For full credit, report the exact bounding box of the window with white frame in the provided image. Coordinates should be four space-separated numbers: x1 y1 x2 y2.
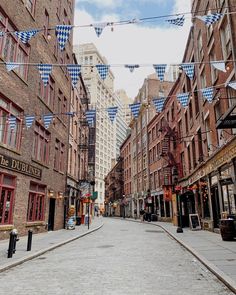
0 10 29 80
0 95 23 150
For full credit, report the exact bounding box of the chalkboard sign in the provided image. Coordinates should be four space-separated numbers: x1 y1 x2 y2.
189 214 201 230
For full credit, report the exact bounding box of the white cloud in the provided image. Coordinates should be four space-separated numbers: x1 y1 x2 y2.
73 0 191 98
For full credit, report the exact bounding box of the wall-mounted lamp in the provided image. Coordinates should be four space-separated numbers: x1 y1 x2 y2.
48 189 54 198
57 192 64 200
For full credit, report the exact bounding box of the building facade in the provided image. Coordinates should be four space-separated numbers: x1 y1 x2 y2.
0 0 74 239
130 75 174 217
74 43 128 210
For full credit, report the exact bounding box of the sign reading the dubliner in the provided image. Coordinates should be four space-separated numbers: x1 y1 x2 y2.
0 153 42 179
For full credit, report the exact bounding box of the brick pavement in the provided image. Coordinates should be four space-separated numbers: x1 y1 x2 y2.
122 217 236 293
0 216 103 273
0 218 233 295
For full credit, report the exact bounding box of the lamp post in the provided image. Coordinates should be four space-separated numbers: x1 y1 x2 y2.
176 187 183 233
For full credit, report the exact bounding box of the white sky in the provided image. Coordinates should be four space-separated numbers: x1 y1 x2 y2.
73 0 192 99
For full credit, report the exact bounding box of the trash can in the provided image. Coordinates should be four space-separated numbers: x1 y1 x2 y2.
220 219 235 241
151 214 158 222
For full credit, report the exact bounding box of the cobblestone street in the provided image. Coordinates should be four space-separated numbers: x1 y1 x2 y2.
0 219 233 295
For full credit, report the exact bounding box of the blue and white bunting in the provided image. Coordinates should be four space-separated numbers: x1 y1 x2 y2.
96 64 110 80
153 98 165 113
181 63 195 80
93 23 107 37
166 15 185 26
153 64 167 81
107 107 118 123
38 64 52 86
25 115 35 129
0 31 4 37
177 93 189 107
211 61 226 72
56 25 72 51
67 64 81 88
228 81 236 90
85 110 96 127
15 29 38 44
8 116 16 130
125 64 140 73
6 62 19 72
201 87 214 102
196 13 223 26
129 103 141 119
43 114 53 129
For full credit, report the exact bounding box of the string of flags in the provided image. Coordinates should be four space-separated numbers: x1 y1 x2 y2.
3 58 235 89
0 12 229 43
3 77 236 130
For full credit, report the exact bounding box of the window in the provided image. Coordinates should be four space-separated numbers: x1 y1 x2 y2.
193 90 199 116
185 112 188 133
220 20 232 59
0 11 29 80
200 68 206 90
27 182 45 222
33 123 50 164
39 75 55 109
205 117 212 152
187 145 192 172
0 95 23 150
197 32 204 61
26 0 36 15
178 120 183 141
210 49 218 83
54 139 65 172
43 10 49 38
0 174 15 225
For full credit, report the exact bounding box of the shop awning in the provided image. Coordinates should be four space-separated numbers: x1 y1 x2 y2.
216 104 236 129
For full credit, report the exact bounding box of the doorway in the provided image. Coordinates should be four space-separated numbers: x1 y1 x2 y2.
211 186 220 228
180 192 195 227
48 198 55 231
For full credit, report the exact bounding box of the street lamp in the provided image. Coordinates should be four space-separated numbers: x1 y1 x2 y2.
175 186 183 233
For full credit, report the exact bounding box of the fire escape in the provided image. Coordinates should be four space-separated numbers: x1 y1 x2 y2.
159 119 182 187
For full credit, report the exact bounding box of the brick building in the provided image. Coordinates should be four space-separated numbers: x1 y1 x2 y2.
120 133 132 216
146 0 236 230
0 0 74 239
130 74 174 217
104 158 124 217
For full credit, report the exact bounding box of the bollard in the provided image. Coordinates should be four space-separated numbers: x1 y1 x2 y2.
12 229 19 254
27 229 33 251
7 231 15 258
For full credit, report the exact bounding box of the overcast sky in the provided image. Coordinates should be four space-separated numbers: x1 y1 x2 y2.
73 0 192 99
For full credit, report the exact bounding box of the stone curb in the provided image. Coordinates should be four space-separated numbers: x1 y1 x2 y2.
119 218 236 294
0 223 103 273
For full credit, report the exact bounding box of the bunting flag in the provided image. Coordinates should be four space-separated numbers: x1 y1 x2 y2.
43 114 53 129
153 64 167 81
8 116 16 130
177 93 189 107
93 23 107 37
153 98 165 113
38 64 52 86
56 25 72 51
181 63 195 80
124 64 140 73
201 87 214 102
107 107 118 123
0 31 4 37
228 81 236 90
15 29 38 44
196 13 223 26
67 64 81 88
25 115 35 129
85 110 96 126
211 61 226 72
6 62 19 72
96 64 110 80
166 15 185 26
129 102 141 119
